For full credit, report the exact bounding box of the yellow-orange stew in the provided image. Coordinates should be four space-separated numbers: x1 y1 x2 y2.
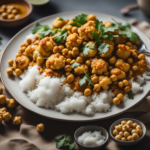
6 14 149 105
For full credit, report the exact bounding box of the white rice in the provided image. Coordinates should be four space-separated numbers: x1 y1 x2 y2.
19 65 147 115
77 131 105 147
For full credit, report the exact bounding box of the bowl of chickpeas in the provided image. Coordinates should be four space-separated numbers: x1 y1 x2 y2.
0 0 32 27
109 118 146 146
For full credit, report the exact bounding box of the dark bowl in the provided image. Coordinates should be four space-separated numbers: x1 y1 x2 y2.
74 125 109 150
109 118 146 146
0 0 32 27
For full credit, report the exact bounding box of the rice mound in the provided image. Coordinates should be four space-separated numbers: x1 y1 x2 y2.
19 65 146 115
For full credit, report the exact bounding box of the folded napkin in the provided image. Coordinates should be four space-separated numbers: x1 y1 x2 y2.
0 21 150 150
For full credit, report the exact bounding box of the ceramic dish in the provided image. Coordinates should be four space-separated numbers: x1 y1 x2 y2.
74 125 109 150
0 0 32 27
0 11 150 122
109 118 146 146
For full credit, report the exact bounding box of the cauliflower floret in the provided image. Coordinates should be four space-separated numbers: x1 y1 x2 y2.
74 65 88 75
100 39 114 58
115 59 130 72
91 58 107 75
78 21 97 41
110 68 126 80
46 53 65 70
99 76 112 90
65 33 83 49
37 37 56 57
14 56 30 70
130 49 139 58
138 59 147 67
116 44 131 60
86 41 97 57
52 17 69 28
24 45 37 58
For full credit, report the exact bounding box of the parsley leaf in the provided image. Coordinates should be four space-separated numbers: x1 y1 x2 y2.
32 23 49 34
54 29 68 43
71 62 80 68
98 43 109 55
128 90 134 99
58 17 64 21
95 20 103 31
79 71 94 86
55 134 75 150
80 43 96 57
104 23 118 32
71 13 87 27
112 18 139 42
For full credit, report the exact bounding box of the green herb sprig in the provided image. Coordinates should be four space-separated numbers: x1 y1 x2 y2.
79 71 94 86
112 18 139 42
54 29 68 43
58 17 64 21
71 62 81 68
71 13 87 27
128 90 134 99
55 134 76 150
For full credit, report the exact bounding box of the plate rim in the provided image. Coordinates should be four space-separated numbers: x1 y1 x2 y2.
1 11 150 122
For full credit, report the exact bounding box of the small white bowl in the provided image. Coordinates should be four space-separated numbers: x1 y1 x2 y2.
28 0 50 6
109 118 146 146
74 125 109 150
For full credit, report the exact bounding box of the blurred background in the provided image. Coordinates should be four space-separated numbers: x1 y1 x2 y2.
0 0 150 50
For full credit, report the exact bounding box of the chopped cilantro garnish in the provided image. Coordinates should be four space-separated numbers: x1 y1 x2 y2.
112 18 139 42
98 43 109 55
80 43 96 57
71 62 80 68
71 13 87 27
128 90 134 99
79 71 94 86
58 17 64 21
54 29 68 43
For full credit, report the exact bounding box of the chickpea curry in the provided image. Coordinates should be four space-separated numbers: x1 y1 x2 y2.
6 14 149 106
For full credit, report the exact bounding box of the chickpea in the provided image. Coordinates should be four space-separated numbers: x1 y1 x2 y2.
122 127 126 132
110 75 117 82
3 112 12 122
127 135 134 141
66 58 71 64
109 56 116 64
76 56 83 63
71 26 78 33
0 107 7 112
118 82 123 88
70 59 76 65
91 75 99 83
129 70 133 76
1 12 8 19
132 123 138 128
86 14 96 21
36 123 44 132
12 9 18 14
115 125 122 131
127 58 133 64
15 14 21 19
121 137 127 141
66 25 72 31
121 120 127 125
1 5 7 10
62 48 68 54
72 47 79 56
93 84 101 92
115 135 122 140
132 133 139 140
65 72 71 77
8 59 14 66
136 125 141 130
103 71 109 76
84 88 92 96
113 129 119 135
15 68 22 76
131 129 138 134
132 65 139 72
0 95 6 104
13 116 22 125
137 129 143 136
113 97 120 105
86 60 91 66
108 66 113 71
138 54 145 60
66 74 74 83
124 124 130 130
64 65 72 72
123 80 129 86
124 131 129 137
127 120 133 127
7 14 15 19
6 68 13 76
37 57 44 66
124 86 131 93
117 93 124 101
0 87 3 94
119 131 124 136
6 99 16 109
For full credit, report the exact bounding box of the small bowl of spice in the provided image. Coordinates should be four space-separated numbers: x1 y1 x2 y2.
109 118 146 146
74 125 109 150
0 0 32 27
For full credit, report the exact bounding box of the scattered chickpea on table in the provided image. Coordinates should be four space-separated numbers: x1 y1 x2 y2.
113 120 143 141
36 123 44 132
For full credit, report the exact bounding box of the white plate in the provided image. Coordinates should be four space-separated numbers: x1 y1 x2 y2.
1 11 150 122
